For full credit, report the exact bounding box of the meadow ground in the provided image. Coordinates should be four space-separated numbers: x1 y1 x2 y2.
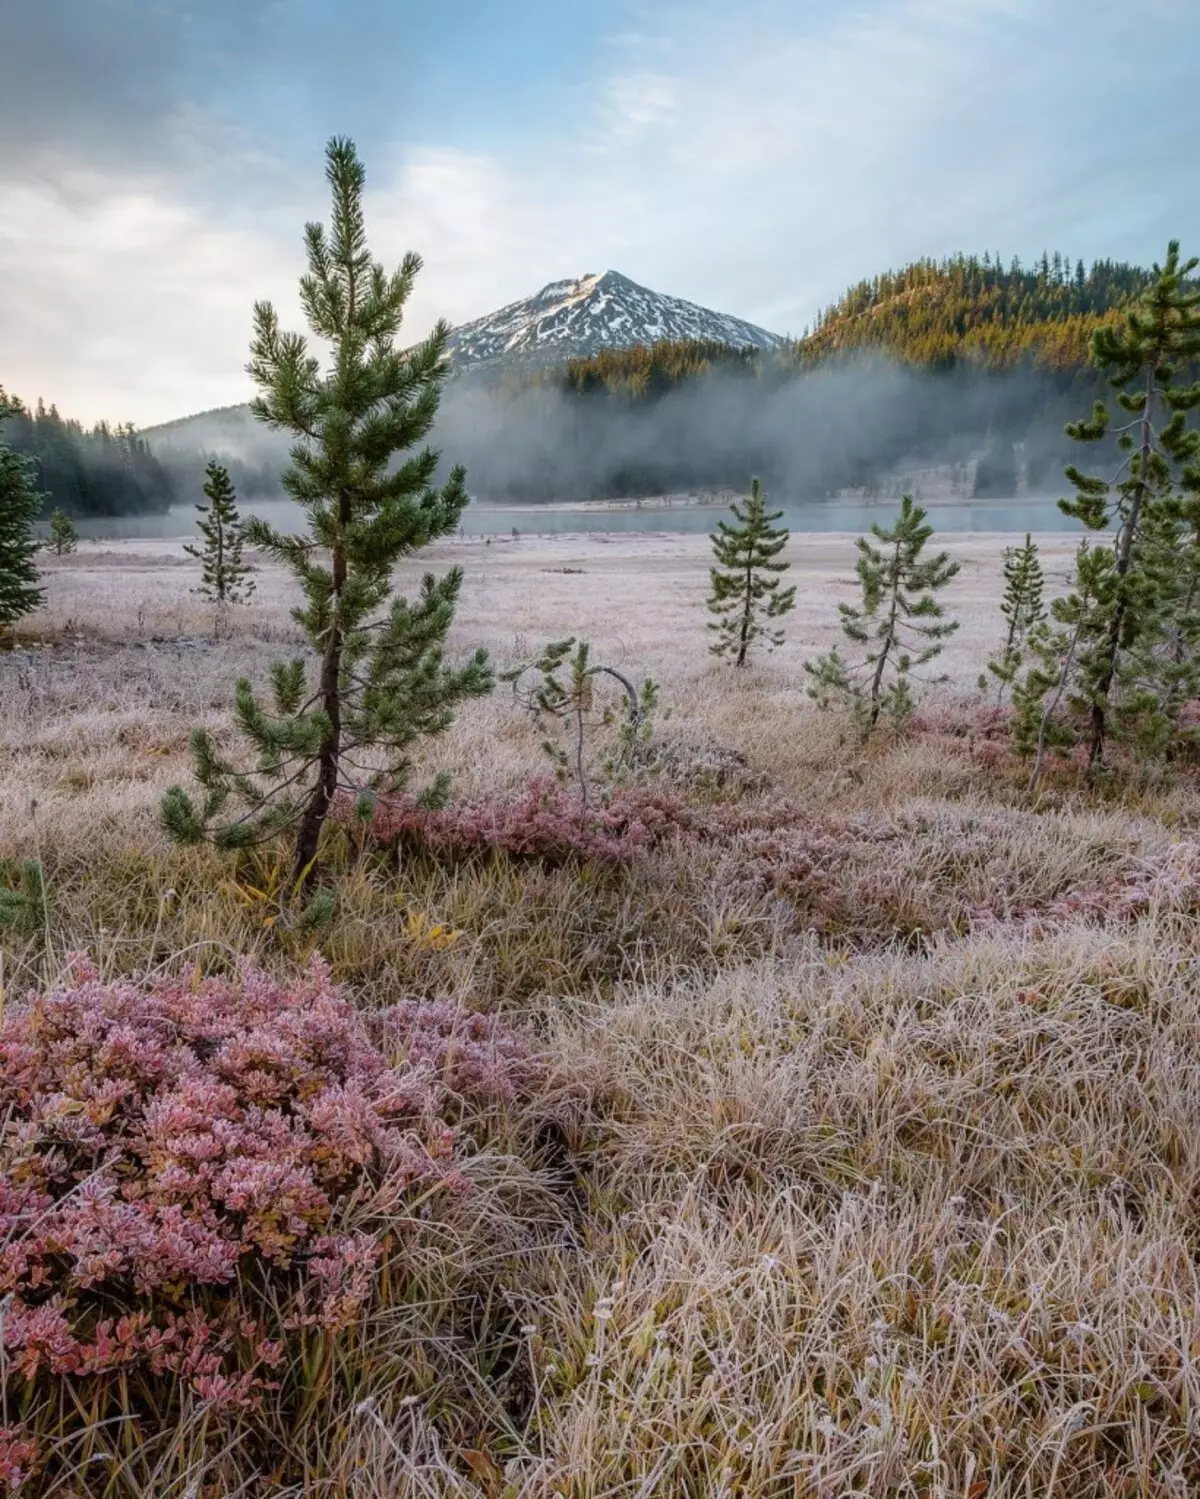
2 529 1199 1497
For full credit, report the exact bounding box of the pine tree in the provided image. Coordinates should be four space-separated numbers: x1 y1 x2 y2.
805 495 960 731
1013 540 1113 782
48 509 78 556
161 138 493 891
184 461 254 608
979 532 1045 703
1028 241 1200 768
707 477 796 666
1159 473 1200 733
0 392 45 632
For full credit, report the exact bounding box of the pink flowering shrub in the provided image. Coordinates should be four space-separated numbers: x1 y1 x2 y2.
351 780 694 868
0 956 541 1487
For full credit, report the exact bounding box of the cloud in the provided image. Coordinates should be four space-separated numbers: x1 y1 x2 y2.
0 174 297 426
1 0 1197 426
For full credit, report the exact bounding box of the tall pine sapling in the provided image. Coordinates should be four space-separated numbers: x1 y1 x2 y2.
979 532 1044 704
184 460 255 611
1027 241 1200 769
0 391 45 633
161 138 493 892
806 495 959 731
707 477 796 666
48 509 78 557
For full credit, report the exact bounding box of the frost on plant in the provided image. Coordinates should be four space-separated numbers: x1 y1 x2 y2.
0 955 540 1483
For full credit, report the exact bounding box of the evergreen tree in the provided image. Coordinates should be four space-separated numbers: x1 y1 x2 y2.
1013 540 1111 782
161 138 493 891
48 509 78 556
184 461 254 607
1023 241 1200 769
806 495 960 731
1159 473 1200 731
0 392 46 632
979 532 1045 703
707 477 796 666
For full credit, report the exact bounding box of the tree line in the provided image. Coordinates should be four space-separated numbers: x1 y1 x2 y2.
0 397 176 517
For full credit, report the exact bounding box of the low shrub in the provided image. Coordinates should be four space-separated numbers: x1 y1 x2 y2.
0 955 542 1489
352 779 694 868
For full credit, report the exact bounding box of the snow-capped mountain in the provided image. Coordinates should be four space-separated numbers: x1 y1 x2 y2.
446 270 785 372
143 273 786 448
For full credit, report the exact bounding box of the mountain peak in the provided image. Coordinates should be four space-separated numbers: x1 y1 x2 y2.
446 270 784 373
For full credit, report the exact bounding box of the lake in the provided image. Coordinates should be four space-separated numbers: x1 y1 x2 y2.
76 494 1078 542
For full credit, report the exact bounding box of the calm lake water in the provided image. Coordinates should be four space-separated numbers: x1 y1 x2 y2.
77 495 1077 543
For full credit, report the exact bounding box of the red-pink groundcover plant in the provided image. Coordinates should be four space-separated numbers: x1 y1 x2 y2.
0 955 540 1487
349 779 694 868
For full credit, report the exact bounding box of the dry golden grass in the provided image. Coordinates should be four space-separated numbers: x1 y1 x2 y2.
3 531 1200 1496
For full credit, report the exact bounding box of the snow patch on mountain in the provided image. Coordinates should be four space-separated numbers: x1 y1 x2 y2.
446 270 785 372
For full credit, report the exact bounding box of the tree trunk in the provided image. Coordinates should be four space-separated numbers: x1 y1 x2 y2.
736 560 753 667
290 503 348 893
869 544 902 727
1088 367 1155 768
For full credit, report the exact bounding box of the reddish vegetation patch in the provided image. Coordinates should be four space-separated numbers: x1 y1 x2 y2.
0 957 540 1479
350 780 695 867
353 776 1200 949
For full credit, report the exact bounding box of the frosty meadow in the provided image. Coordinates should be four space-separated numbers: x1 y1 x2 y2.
2 115 1200 1499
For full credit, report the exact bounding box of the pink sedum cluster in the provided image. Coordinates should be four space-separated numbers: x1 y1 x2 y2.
0 954 540 1473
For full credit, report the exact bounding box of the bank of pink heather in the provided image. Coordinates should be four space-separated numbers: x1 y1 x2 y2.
350 780 694 867
0 955 541 1487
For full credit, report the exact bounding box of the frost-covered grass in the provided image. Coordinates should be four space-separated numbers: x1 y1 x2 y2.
2 534 1199 1496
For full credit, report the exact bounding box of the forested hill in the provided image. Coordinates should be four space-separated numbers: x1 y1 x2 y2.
0 396 176 517
792 253 1150 371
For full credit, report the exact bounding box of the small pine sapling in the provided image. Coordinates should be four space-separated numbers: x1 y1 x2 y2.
1014 540 1114 788
184 460 255 610
503 637 658 807
0 392 45 632
805 495 959 732
0 857 49 943
707 477 796 666
48 509 78 557
161 139 493 894
979 532 1045 704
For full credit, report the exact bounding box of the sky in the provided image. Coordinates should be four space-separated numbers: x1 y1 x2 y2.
2 0 1198 428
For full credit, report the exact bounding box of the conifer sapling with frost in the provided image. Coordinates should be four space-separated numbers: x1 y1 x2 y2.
806 494 959 731
979 532 1044 704
1014 540 1112 785
162 138 493 891
707 477 796 666
184 460 255 608
48 508 78 556
1016 241 1200 769
503 637 658 807
0 392 45 632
